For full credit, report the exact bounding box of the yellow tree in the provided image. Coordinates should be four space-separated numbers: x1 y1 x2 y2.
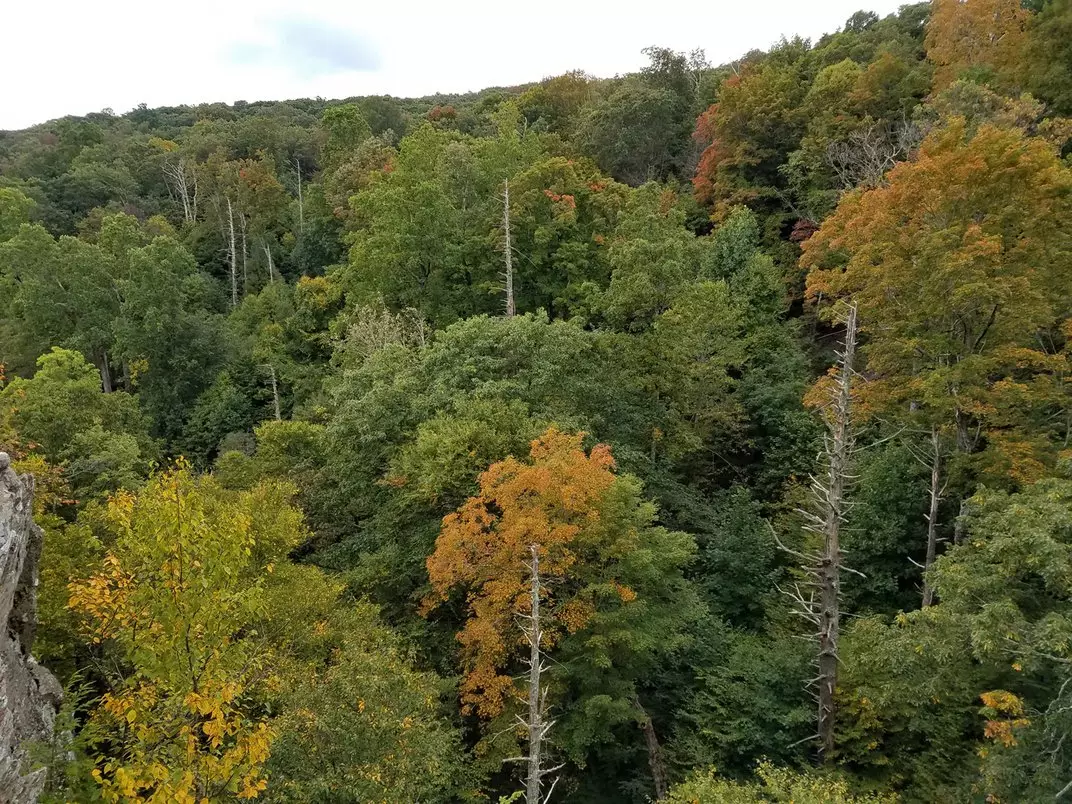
926 0 1031 91
69 466 305 802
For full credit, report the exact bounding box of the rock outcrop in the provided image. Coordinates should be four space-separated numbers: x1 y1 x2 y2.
0 452 62 801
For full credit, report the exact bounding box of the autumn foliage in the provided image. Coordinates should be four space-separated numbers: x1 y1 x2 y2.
68 465 304 801
425 427 624 717
926 0 1030 91
802 118 1072 478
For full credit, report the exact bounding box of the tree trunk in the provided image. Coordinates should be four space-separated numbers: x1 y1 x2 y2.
263 241 275 284
268 365 281 422
817 302 858 760
226 196 238 309
922 427 943 607
295 158 304 234
98 351 113 393
503 180 515 318
526 544 543 804
239 212 248 294
635 698 669 800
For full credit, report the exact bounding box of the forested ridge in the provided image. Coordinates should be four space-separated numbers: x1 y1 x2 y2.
2 0 1072 800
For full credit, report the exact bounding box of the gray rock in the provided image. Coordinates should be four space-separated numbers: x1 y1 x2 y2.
0 453 62 802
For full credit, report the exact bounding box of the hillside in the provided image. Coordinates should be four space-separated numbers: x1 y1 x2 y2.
2 1 1072 801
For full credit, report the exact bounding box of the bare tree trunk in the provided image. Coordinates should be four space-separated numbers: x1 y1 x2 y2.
98 351 113 393
526 544 544 804
267 365 281 421
295 158 304 234
922 427 944 607
239 212 248 294
163 158 197 223
503 180 516 318
192 170 199 221
226 196 238 309
635 698 668 800
263 241 275 285
517 544 559 804
815 302 857 760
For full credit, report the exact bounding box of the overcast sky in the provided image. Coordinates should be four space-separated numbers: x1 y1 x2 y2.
1 0 907 130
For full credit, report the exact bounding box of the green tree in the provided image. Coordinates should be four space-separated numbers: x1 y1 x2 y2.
265 582 466 803
114 236 224 444
0 348 154 496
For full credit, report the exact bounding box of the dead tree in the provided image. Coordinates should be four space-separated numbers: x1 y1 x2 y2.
294 157 304 234
826 119 921 190
225 196 238 308
920 427 946 607
239 211 249 293
777 302 860 761
163 157 199 223
502 180 516 318
262 364 282 421
515 545 561 804
262 240 276 285
635 697 669 800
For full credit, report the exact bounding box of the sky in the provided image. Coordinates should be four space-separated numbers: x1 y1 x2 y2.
1 0 908 130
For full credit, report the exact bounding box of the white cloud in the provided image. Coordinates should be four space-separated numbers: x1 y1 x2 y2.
0 0 908 130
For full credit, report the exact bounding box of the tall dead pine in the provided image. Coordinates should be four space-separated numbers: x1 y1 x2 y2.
779 302 860 761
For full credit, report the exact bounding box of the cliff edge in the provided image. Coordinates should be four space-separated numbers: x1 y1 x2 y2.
0 452 62 801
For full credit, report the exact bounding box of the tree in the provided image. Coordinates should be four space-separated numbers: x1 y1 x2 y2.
321 104 373 168
578 81 687 185
0 187 36 241
692 56 808 218
68 467 306 801
1023 0 1072 115
114 236 224 444
262 569 465 803
788 304 859 760
0 223 122 383
0 348 153 497
666 761 896 803
803 119 1072 501
925 0 1030 91
425 427 699 795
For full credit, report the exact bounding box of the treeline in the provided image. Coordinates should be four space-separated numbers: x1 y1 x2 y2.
2 0 1072 801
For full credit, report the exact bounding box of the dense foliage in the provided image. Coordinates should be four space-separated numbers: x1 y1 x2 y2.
3 1 1072 799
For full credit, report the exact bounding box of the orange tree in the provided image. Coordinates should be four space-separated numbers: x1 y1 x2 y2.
925 0 1030 92
424 427 700 778
802 118 1072 487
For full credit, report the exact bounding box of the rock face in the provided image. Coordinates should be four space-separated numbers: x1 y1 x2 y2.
0 453 62 801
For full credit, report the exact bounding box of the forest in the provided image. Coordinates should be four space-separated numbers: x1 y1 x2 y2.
2 0 1072 800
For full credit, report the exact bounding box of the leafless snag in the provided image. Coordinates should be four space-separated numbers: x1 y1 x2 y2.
775 302 861 761
502 180 516 318
826 119 922 190
163 156 199 223
512 545 562 804
225 196 238 309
